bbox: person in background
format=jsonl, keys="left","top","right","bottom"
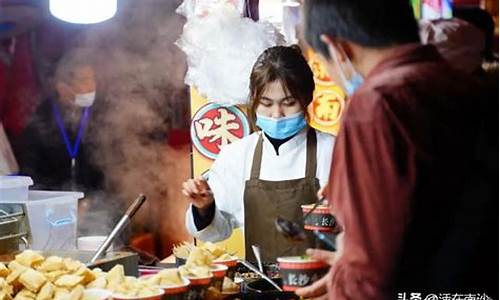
{"left": 453, "top": 6, "right": 498, "bottom": 66}
{"left": 297, "top": 0, "right": 496, "bottom": 299}
{"left": 419, "top": 18, "right": 485, "bottom": 75}
{"left": 12, "top": 64, "right": 104, "bottom": 192}
{"left": 182, "top": 45, "right": 335, "bottom": 263}
{"left": 419, "top": 17, "right": 498, "bottom": 202}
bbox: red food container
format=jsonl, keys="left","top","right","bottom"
{"left": 210, "top": 264, "right": 228, "bottom": 291}
{"left": 213, "top": 257, "right": 238, "bottom": 280}
{"left": 301, "top": 204, "right": 337, "bottom": 232}
{"left": 185, "top": 274, "right": 213, "bottom": 300}
{"left": 277, "top": 256, "right": 329, "bottom": 292}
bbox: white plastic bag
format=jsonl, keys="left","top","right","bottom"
{"left": 176, "top": 0, "right": 245, "bottom": 19}
{"left": 176, "top": 0, "right": 284, "bottom": 105}
{"left": 0, "top": 123, "right": 18, "bottom": 175}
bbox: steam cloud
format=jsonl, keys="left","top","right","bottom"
{"left": 54, "top": 0, "right": 193, "bottom": 256}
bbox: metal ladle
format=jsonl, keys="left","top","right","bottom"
{"left": 90, "top": 194, "right": 146, "bottom": 263}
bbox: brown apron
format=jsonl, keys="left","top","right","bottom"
{"left": 244, "top": 128, "right": 319, "bottom": 263}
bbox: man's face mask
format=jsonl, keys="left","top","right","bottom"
{"left": 256, "top": 111, "right": 307, "bottom": 140}
{"left": 56, "top": 65, "right": 97, "bottom": 107}
{"left": 74, "top": 91, "right": 96, "bottom": 107}
{"left": 329, "top": 44, "right": 364, "bottom": 97}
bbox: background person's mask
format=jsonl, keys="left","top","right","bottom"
{"left": 56, "top": 65, "right": 97, "bottom": 107}
{"left": 74, "top": 91, "right": 96, "bottom": 107}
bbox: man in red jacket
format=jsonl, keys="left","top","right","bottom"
{"left": 297, "top": 0, "right": 497, "bottom": 299}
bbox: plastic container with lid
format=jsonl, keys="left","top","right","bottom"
{"left": 23, "top": 190, "right": 83, "bottom": 251}
{"left": 0, "top": 176, "right": 33, "bottom": 202}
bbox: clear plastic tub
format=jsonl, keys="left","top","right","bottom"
{"left": 25, "top": 190, "right": 84, "bottom": 250}
{"left": 0, "top": 176, "right": 33, "bottom": 202}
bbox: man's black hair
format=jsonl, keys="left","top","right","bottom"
{"left": 453, "top": 6, "right": 497, "bottom": 61}
{"left": 303, "top": 0, "right": 421, "bottom": 59}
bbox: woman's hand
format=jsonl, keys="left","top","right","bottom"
{"left": 182, "top": 176, "right": 214, "bottom": 210}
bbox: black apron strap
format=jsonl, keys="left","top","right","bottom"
{"left": 305, "top": 128, "right": 317, "bottom": 179}
{"left": 250, "top": 134, "right": 264, "bottom": 180}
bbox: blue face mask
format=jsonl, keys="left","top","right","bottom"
{"left": 342, "top": 72, "right": 364, "bottom": 97}
{"left": 331, "top": 46, "right": 364, "bottom": 96}
{"left": 256, "top": 112, "right": 307, "bottom": 139}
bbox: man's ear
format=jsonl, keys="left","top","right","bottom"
{"left": 320, "top": 34, "right": 347, "bottom": 62}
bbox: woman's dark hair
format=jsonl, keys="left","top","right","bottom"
{"left": 303, "top": 0, "right": 420, "bottom": 59}
{"left": 248, "top": 45, "right": 315, "bottom": 128}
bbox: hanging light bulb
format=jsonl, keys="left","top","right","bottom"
{"left": 50, "top": 0, "right": 117, "bottom": 24}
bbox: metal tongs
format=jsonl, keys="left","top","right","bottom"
{"left": 275, "top": 197, "right": 325, "bottom": 242}
{"left": 238, "top": 259, "right": 283, "bottom": 292}
{"left": 275, "top": 197, "right": 336, "bottom": 250}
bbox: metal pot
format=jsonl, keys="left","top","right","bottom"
{"left": 0, "top": 209, "right": 28, "bottom": 254}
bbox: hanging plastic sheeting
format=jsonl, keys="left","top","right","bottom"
{"left": 0, "top": 123, "right": 18, "bottom": 175}
{"left": 176, "top": 0, "right": 284, "bottom": 106}
{"left": 176, "top": 0, "right": 245, "bottom": 18}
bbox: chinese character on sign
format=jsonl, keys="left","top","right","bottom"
{"left": 190, "top": 103, "right": 250, "bottom": 160}
{"left": 314, "top": 91, "right": 343, "bottom": 124}
{"left": 477, "top": 293, "right": 493, "bottom": 300}
{"left": 451, "top": 293, "right": 465, "bottom": 300}
{"left": 410, "top": 292, "right": 422, "bottom": 300}
{"left": 440, "top": 293, "right": 453, "bottom": 300}
{"left": 308, "top": 51, "right": 334, "bottom": 86}
{"left": 398, "top": 292, "right": 408, "bottom": 300}
{"left": 321, "top": 217, "right": 334, "bottom": 227}
{"left": 297, "top": 274, "right": 310, "bottom": 286}
{"left": 195, "top": 108, "right": 240, "bottom": 146}
{"left": 308, "top": 88, "right": 346, "bottom": 130}
{"left": 288, "top": 273, "right": 298, "bottom": 286}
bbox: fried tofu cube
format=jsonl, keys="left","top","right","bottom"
{"left": 36, "top": 256, "right": 64, "bottom": 273}
{"left": 62, "top": 259, "right": 81, "bottom": 273}
{"left": 35, "top": 282, "right": 55, "bottom": 300}
{"left": 0, "top": 291, "right": 13, "bottom": 300}
{"left": 13, "top": 288, "right": 35, "bottom": 300}
{"left": 68, "top": 285, "right": 84, "bottom": 300}
{"left": 0, "top": 278, "right": 14, "bottom": 296}
{"left": 105, "top": 265, "right": 124, "bottom": 284}
{"left": 6, "top": 269, "right": 23, "bottom": 288}
{"left": 43, "top": 270, "right": 67, "bottom": 282}
{"left": 13, "top": 296, "right": 32, "bottom": 300}
{"left": 74, "top": 266, "right": 95, "bottom": 285}
{"left": 18, "top": 269, "right": 46, "bottom": 293}
{"left": 0, "top": 263, "right": 9, "bottom": 278}
{"left": 54, "top": 275, "right": 83, "bottom": 288}
{"left": 85, "top": 275, "right": 107, "bottom": 289}
{"left": 53, "top": 287, "right": 70, "bottom": 300}
{"left": 7, "top": 262, "right": 26, "bottom": 274}
{"left": 14, "top": 251, "right": 44, "bottom": 268}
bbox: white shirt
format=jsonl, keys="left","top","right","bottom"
{"left": 185, "top": 128, "right": 335, "bottom": 242}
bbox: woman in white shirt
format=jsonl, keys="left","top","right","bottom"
{"left": 182, "top": 45, "right": 335, "bottom": 262}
